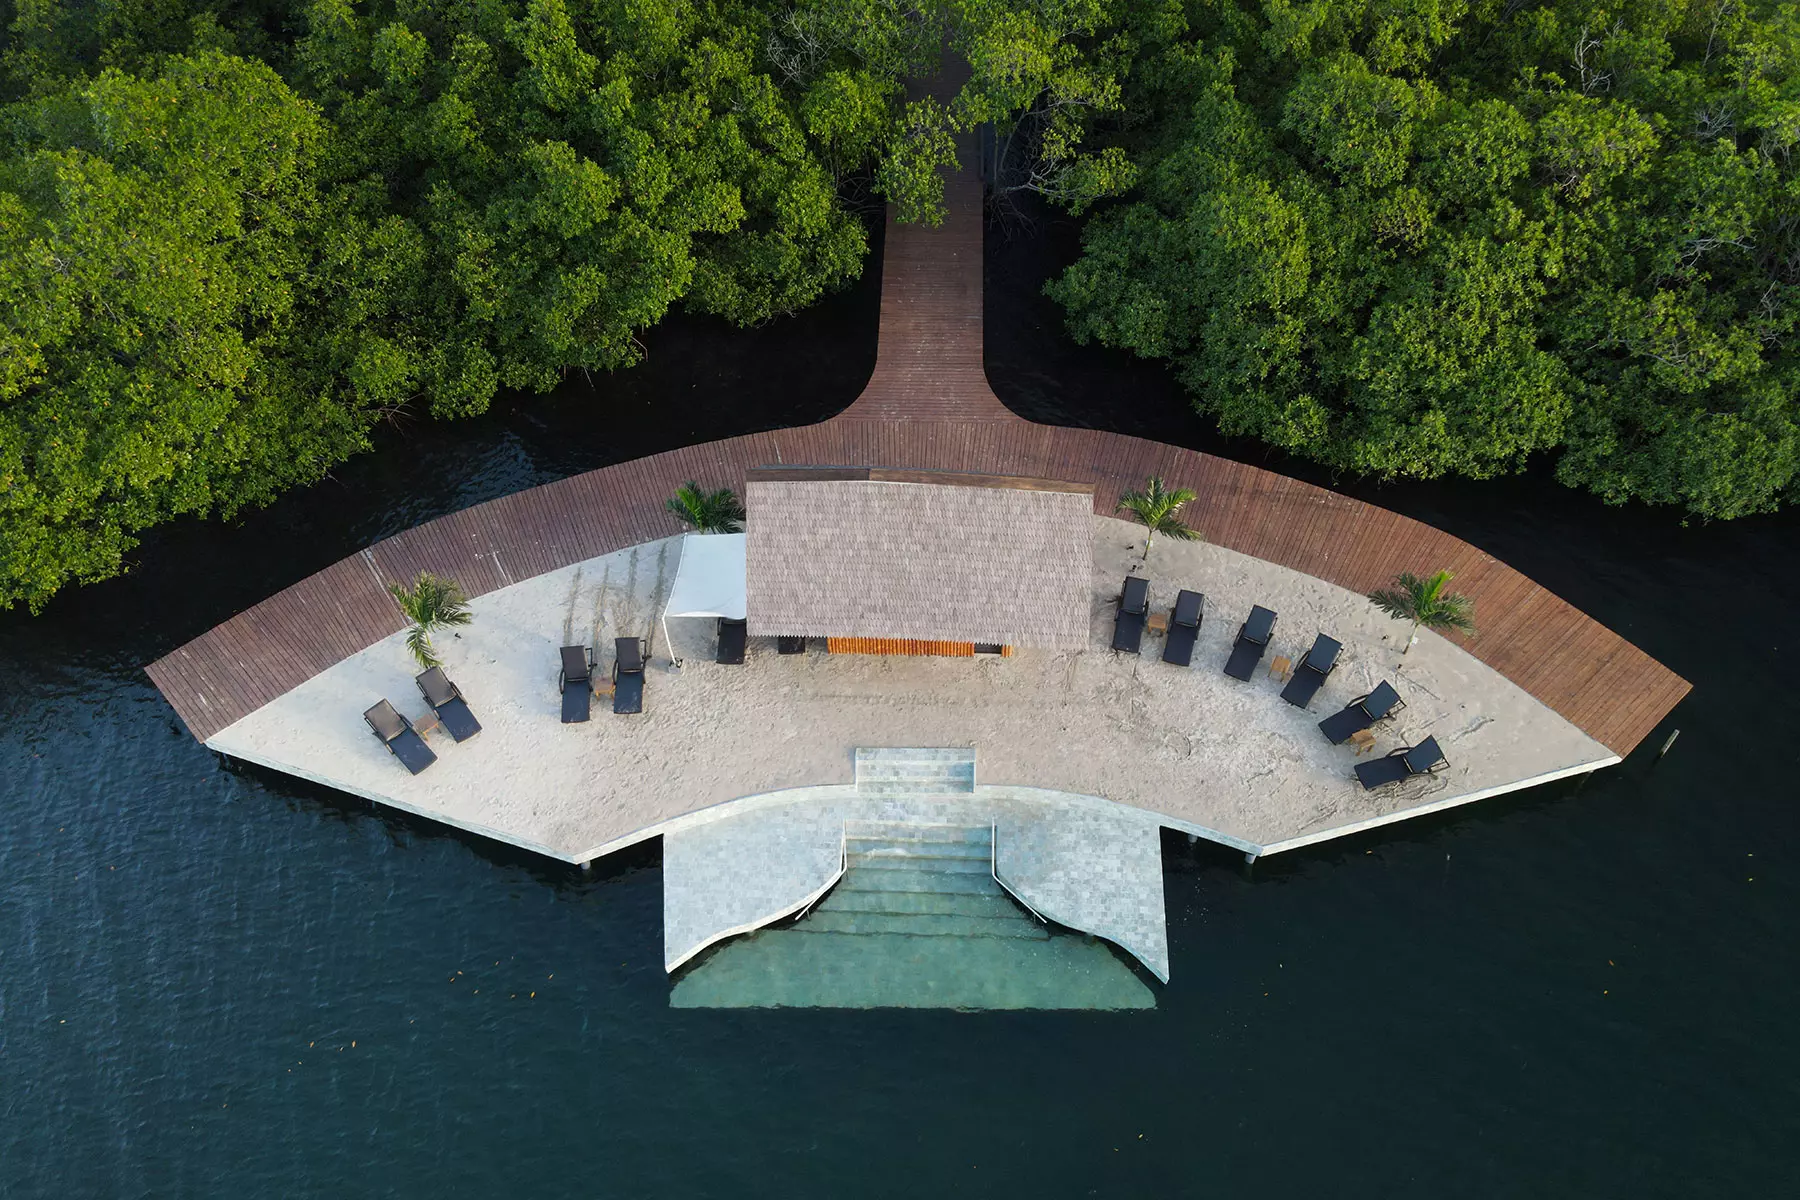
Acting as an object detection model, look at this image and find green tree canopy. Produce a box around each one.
[6,0,1795,611]
[0,51,370,607]
[4,0,1148,607]
[1046,0,1800,520]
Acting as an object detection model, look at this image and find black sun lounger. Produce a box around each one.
[1318,680,1406,744]
[1162,589,1205,666]
[1280,633,1343,708]
[559,645,592,724]
[1354,735,1449,790]
[613,637,645,714]
[777,636,808,655]
[717,618,747,665]
[363,699,437,775]
[415,666,482,742]
[1112,575,1151,653]
[1223,605,1277,680]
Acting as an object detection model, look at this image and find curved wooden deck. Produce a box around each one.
[146,145,1689,756]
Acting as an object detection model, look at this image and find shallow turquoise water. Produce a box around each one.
[673,834,1154,1010]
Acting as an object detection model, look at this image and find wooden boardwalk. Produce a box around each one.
[147,146,1690,756]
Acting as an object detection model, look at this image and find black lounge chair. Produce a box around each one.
[613,637,645,714]
[777,636,807,655]
[1354,735,1449,790]
[559,645,592,724]
[717,618,747,665]
[415,666,482,742]
[1280,633,1343,709]
[1223,605,1277,680]
[1112,575,1150,654]
[363,699,437,775]
[1318,681,1406,744]
[1162,589,1205,666]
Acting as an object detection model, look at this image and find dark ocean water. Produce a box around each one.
[3,216,1797,1199]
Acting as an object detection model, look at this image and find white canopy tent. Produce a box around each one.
[660,533,747,664]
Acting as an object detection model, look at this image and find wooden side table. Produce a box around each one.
[1269,654,1292,681]
[412,710,442,739]
[1348,728,1377,756]
[1146,612,1170,636]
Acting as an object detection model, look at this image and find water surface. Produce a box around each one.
[2,216,1796,1197]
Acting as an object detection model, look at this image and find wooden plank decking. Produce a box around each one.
[145,142,1690,756]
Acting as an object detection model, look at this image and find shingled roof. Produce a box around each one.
[744,469,1093,649]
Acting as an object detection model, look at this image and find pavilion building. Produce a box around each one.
[743,467,1093,656]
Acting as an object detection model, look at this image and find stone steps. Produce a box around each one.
[669,814,1153,1009]
[849,850,992,874]
[813,887,1021,920]
[802,911,1049,940]
[844,819,990,846]
[832,866,999,896]
[853,748,976,796]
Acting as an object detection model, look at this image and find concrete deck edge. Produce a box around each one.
[566,785,856,865]
[1249,755,1623,858]
[211,727,1622,871]
[203,737,576,862]
[989,787,1266,859]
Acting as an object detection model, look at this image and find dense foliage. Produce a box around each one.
[0,0,953,608]
[1044,0,1800,519]
[2,0,1796,609]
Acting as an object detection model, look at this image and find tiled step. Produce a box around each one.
[844,820,989,845]
[853,748,977,795]
[855,778,974,797]
[847,837,989,860]
[813,888,1021,920]
[850,850,991,875]
[801,911,1049,940]
[835,867,999,896]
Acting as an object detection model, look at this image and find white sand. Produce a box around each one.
[207,519,1614,862]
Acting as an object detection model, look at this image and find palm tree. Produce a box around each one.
[1115,476,1200,558]
[388,572,473,670]
[1369,569,1476,654]
[666,481,745,534]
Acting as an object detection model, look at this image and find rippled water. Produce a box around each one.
[3,218,1796,1196]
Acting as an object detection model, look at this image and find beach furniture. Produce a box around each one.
[414,667,482,742]
[1318,681,1406,744]
[1280,633,1343,708]
[1223,605,1277,680]
[777,636,808,655]
[559,645,592,724]
[1112,575,1150,654]
[1354,735,1448,790]
[362,699,437,775]
[613,637,646,714]
[1161,589,1205,666]
[717,618,747,665]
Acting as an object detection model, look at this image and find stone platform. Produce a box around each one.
[661,771,1170,982]
[205,517,1615,872]
[669,801,1158,1009]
